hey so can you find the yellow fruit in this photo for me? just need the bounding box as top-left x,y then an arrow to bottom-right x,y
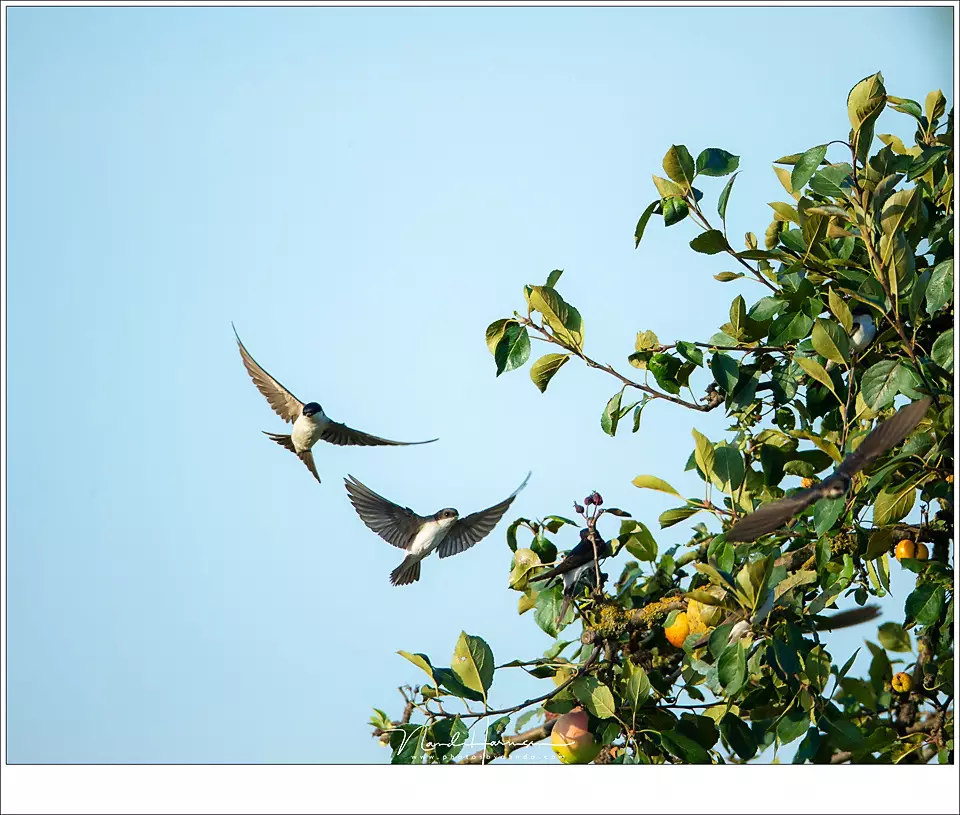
915,543 -> 930,561
551,709 -> 602,764
946,474 -> 954,483
801,477 -> 816,489
664,611 -> 691,648
892,672 -> 914,693
895,539 -> 917,561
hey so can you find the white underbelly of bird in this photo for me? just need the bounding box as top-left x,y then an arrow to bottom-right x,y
409,518 -> 457,557
291,415 -> 324,452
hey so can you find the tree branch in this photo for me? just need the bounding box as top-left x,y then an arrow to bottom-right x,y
457,720 -> 556,764
518,318 -> 720,412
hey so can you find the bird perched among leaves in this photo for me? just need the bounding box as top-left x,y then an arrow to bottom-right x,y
345,472 -> 531,585
825,309 -> 878,372
725,397 -> 931,543
534,528 -> 613,623
233,325 -> 437,482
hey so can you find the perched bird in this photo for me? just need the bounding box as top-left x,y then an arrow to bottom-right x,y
726,397 -> 931,543
825,309 -> 877,371
233,325 -> 437,483
533,529 -> 613,623
345,472 -> 531,586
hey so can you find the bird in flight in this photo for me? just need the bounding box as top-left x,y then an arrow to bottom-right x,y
233,325 -> 437,483
344,472 -> 531,585
725,397 -> 931,543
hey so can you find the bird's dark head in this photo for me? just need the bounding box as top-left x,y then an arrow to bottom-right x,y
436,508 -> 459,522
302,402 -> 323,417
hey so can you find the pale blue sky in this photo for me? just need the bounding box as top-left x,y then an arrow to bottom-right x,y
6,6 -> 953,763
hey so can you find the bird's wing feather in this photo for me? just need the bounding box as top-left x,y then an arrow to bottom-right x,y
724,486 -> 825,542
438,472 -> 531,559
836,397 -> 931,478
320,421 -> 438,447
344,476 -> 424,549
233,324 -> 304,424
726,398 -> 931,543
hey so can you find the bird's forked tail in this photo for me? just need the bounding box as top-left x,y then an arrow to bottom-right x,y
390,555 -> 422,587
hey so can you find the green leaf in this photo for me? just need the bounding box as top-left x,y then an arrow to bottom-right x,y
721,713 -> 758,760
887,95 -> 922,120
790,145 -> 828,192
710,353 -> 740,393
827,288 -> 854,333
697,148 -> 740,177
932,329 -> 954,374
572,676 -> 617,719
906,146 -> 951,181
659,505 -> 701,528
622,660 -> 651,709
621,520 -> 657,562
545,269 -> 563,288
662,195 -> 689,226
397,651 -> 435,683
527,285 -> 584,350
534,582 -> 574,638
878,622 -> 912,653
769,201 -> 800,224
769,310 -> 814,346
691,428 -> 716,481
873,485 -> 916,526
494,322 -> 530,376
795,356 -> 838,400
926,259 -> 954,315
529,353 -> 570,393
632,474 -> 682,497
861,360 -> 914,410
660,730 -> 712,764
632,398 -> 648,433
634,200 -> 659,248
718,641 -> 747,695
690,229 -> 730,255
663,144 -> 696,187
389,724 -> 426,764
601,389 -> 625,436
676,340 -> 704,367
847,71 -> 886,130
485,319 -> 511,355
880,188 -> 918,243
431,716 -> 468,763
648,352 -> 682,395
812,319 -> 850,366
813,497 -> 846,537
904,585 -> 945,628
713,447 -> 745,492
717,171 -> 739,221
809,165 -> 854,198
925,88 -> 946,123
714,271 -> 744,283
452,632 -> 495,698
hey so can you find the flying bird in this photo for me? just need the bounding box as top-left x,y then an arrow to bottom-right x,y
533,529 -> 613,623
233,325 -> 437,483
345,472 -> 531,586
725,397 -> 931,543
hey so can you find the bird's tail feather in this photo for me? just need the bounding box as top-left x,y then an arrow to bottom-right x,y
390,555 -> 422,587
